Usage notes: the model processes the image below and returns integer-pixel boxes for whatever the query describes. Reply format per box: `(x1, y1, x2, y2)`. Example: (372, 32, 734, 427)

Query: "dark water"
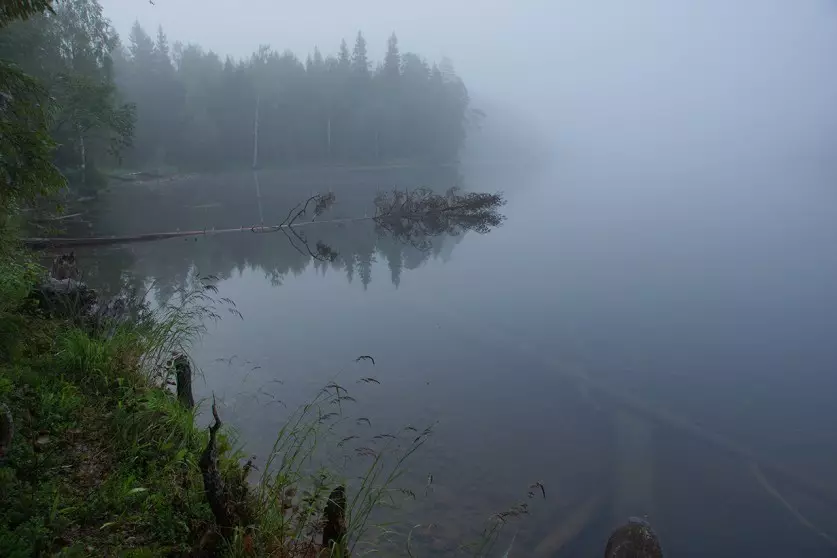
(67, 157, 837, 556)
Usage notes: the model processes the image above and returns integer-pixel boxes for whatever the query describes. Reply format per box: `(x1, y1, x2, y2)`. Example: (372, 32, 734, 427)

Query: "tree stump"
(322, 485, 347, 552)
(174, 354, 194, 409)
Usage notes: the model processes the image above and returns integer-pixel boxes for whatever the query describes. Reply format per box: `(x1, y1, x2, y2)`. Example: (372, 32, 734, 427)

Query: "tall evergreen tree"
(351, 31, 368, 77)
(337, 38, 350, 68)
(382, 33, 400, 80)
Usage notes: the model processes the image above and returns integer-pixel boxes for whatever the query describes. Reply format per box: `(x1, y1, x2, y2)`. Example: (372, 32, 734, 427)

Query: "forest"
(0, 0, 475, 193)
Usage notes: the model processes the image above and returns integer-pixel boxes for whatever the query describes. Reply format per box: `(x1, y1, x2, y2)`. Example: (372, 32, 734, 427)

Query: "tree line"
(0, 0, 475, 197)
(117, 23, 474, 171)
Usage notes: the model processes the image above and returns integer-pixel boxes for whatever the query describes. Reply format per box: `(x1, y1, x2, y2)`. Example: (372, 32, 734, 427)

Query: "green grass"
(0, 324, 219, 556)
(0, 260, 230, 556)
(0, 254, 536, 557)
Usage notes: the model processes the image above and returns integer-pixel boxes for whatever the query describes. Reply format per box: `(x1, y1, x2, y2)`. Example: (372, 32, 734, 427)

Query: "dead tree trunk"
(174, 354, 194, 409)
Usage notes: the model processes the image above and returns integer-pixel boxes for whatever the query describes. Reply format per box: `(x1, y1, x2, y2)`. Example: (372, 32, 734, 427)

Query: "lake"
(65, 154, 837, 556)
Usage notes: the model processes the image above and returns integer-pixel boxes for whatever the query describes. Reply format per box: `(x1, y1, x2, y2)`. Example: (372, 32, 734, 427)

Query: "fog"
(103, 0, 837, 163)
(32, 0, 837, 554)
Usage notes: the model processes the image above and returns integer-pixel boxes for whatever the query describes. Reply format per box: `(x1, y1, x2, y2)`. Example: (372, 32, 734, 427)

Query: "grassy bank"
(0, 269, 233, 556)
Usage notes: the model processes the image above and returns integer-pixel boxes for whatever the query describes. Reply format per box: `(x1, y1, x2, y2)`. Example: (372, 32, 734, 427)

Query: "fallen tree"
(24, 188, 507, 256)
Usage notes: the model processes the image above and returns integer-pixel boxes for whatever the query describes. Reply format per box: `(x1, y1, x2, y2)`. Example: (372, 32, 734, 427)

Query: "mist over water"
(61, 0, 837, 555)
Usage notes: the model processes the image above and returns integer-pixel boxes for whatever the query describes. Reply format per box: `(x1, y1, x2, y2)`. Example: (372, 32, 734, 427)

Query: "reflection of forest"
(70, 166, 469, 298)
(76, 221, 464, 301)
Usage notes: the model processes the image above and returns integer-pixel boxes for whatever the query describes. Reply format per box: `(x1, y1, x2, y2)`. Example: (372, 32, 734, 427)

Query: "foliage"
(0, 345, 217, 556)
(0, 60, 66, 213)
(0, 264, 223, 555)
(0, 0, 54, 27)
(0, 235, 44, 359)
(0, 0, 135, 193)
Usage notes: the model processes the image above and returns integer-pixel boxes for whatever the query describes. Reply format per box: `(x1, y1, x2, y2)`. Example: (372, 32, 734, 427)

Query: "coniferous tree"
(351, 31, 369, 78)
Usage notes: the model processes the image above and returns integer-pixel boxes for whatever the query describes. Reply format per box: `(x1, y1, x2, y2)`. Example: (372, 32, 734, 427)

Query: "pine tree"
(351, 31, 368, 76)
(155, 25, 170, 63)
(382, 33, 400, 79)
(129, 21, 154, 64)
(338, 38, 350, 68)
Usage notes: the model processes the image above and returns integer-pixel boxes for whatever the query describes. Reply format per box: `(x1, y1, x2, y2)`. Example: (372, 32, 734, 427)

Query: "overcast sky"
(100, 0, 837, 156)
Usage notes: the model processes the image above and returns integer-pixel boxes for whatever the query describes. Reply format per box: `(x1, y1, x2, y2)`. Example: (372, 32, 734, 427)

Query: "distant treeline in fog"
(0, 0, 475, 191)
(118, 24, 474, 169)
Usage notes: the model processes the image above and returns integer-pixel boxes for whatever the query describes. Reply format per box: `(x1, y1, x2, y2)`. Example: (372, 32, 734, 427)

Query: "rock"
(604, 517, 664, 558)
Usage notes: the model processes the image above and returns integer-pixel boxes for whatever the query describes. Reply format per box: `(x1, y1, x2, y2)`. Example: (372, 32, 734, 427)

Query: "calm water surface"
(71, 154, 837, 556)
